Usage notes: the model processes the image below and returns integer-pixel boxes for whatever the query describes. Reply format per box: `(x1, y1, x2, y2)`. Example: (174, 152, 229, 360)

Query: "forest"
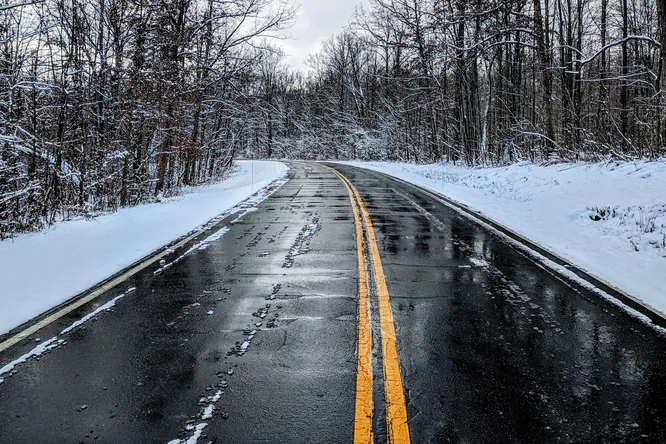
(266, 0, 666, 163)
(2, 0, 666, 237)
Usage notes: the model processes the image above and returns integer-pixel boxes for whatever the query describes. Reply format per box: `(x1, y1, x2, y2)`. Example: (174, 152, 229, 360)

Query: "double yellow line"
(325, 165, 411, 444)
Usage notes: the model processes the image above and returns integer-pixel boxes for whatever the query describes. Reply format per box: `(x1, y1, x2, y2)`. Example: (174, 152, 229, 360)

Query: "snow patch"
(0, 337, 63, 379)
(186, 227, 230, 256)
(201, 404, 215, 420)
(0, 287, 134, 384)
(584, 204, 666, 257)
(208, 390, 223, 403)
(60, 293, 126, 334)
(231, 207, 259, 224)
(470, 257, 489, 267)
(168, 422, 208, 444)
(290, 223, 318, 257)
(283, 219, 320, 268)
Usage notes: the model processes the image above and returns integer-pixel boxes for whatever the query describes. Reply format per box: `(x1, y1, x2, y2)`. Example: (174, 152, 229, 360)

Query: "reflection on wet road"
(331, 163, 666, 444)
(0, 162, 665, 443)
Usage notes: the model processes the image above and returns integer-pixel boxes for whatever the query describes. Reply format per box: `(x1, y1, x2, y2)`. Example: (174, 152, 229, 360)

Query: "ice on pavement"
(340, 160, 666, 318)
(230, 206, 258, 224)
(169, 380, 227, 441)
(60, 292, 126, 335)
(201, 404, 215, 420)
(0, 337, 63, 383)
(163, 176, 289, 270)
(188, 227, 230, 254)
(283, 220, 320, 268)
(0, 287, 135, 384)
(0, 161, 287, 335)
(469, 257, 489, 267)
(167, 422, 208, 444)
(290, 223, 319, 257)
(208, 390, 223, 403)
(468, 208, 666, 333)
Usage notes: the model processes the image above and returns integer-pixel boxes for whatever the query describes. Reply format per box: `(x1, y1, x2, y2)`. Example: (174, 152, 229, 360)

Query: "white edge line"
(0, 174, 290, 354)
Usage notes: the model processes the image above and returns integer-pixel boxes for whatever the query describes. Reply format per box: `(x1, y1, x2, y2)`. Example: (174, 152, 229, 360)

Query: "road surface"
(1, 162, 665, 443)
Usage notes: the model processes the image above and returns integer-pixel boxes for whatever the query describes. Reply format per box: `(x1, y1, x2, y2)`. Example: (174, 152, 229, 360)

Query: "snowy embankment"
(340, 160, 666, 316)
(0, 160, 288, 336)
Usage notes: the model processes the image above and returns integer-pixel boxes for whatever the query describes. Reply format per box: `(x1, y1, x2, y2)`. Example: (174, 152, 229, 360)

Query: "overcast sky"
(279, 0, 368, 72)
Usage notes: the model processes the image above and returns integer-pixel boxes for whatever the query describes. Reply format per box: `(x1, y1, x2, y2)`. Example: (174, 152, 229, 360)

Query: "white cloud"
(278, 0, 368, 72)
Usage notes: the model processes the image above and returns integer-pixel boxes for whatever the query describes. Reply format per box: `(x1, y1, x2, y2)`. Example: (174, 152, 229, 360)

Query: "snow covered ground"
(339, 159, 666, 317)
(0, 160, 287, 336)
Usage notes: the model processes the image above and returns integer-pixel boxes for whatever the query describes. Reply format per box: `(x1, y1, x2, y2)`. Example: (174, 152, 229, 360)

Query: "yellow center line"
(325, 164, 411, 444)
(355, 190, 411, 444)
(326, 166, 374, 444)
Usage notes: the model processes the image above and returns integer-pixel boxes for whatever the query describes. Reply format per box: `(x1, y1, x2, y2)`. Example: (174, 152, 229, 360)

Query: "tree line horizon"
(2, 0, 666, 237)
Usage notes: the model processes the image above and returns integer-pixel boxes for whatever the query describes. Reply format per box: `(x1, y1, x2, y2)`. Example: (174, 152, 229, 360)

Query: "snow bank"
(339, 159, 666, 316)
(0, 161, 287, 336)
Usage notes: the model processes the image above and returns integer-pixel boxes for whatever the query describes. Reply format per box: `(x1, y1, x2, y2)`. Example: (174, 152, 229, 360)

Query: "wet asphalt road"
(1, 162, 666, 443)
